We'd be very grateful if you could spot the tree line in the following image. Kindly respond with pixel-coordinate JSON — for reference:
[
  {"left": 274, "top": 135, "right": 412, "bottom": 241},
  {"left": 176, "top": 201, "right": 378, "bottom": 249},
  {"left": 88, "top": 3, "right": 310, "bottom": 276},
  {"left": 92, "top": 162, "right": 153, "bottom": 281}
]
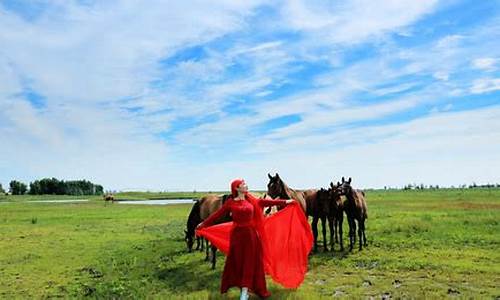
[
  {"left": 1, "top": 178, "right": 103, "bottom": 195},
  {"left": 388, "top": 183, "right": 500, "bottom": 190}
]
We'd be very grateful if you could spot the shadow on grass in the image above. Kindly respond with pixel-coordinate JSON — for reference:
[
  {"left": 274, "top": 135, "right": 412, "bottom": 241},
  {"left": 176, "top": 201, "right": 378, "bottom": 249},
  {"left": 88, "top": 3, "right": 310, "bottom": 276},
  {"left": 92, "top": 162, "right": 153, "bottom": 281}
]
[{"left": 156, "top": 258, "right": 221, "bottom": 292}]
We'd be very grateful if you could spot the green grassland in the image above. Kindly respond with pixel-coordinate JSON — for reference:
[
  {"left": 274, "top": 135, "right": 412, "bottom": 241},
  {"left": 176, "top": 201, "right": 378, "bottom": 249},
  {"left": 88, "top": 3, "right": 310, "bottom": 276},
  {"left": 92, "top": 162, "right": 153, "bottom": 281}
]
[{"left": 0, "top": 189, "right": 499, "bottom": 299}]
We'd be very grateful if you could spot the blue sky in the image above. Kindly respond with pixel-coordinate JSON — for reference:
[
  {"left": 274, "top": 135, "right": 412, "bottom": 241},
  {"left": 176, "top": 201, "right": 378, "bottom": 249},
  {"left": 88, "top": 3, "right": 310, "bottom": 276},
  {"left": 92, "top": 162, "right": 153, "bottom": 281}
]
[{"left": 1, "top": 0, "right": 499, "bottom": 191}]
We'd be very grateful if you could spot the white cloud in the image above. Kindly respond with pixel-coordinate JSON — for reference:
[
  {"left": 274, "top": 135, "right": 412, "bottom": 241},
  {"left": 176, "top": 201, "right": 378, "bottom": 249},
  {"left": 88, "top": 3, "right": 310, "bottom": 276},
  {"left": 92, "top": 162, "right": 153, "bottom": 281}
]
[
  {"left": 281, "top": 0, "right": 438, "bottom": 44},
  {"left": 472, "top": 57, "right": 498, "bottom": 71},
  {"left": 238, "top": 105, "right": 500, "bottom": 190},
  {"left": 0, "top": 0, "right": 267, "bottom": 190},
  {"left": 433, "top": 71, "right": 449, "bottom": 81},
  {"left": 1, "top": 1, "right": 499, "bottom": 191},
  {"left": 470, "top": 78, "right": 500, "bottom": 94}
]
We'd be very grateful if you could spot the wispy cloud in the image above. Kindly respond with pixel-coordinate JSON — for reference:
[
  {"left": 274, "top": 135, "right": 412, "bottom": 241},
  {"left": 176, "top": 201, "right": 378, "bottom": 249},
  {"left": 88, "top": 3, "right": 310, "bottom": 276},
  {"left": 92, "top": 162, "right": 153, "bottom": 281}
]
[{"left": 1, "top": 0, "right": 499, "bottom": 190}]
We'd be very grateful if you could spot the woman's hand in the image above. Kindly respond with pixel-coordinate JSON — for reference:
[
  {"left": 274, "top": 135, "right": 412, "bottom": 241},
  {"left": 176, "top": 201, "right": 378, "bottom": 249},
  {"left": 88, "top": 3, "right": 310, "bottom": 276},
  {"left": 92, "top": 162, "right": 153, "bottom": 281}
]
[
  {"left": 196, "top": 223, "right": 203, "bottom": 229},
  {"left": 285, "top": 199, "right": 294, "bottom": 205}
]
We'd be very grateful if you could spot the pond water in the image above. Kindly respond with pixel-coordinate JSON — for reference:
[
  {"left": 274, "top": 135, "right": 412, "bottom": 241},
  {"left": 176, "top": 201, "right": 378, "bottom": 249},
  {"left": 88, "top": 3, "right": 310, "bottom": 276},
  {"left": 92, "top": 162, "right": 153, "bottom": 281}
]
[
  {"left": 117, "top": 199, "right": 195, "bottom": 205},
  {"left": 32, "top": 199, "right": 89, "bottom": 203}
]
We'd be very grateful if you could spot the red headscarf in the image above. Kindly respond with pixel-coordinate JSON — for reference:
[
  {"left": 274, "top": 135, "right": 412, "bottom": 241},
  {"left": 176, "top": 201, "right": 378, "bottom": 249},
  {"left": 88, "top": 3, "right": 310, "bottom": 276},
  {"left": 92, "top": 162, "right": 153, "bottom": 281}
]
[{"left": 230, "top": 178, "right": 244, "bottom": 197}]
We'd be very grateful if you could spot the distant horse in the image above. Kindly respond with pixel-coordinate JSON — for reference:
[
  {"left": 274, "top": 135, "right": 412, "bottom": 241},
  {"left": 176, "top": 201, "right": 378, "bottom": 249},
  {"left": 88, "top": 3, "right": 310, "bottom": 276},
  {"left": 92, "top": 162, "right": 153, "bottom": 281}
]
[
  {"left": 184, "top": 194, "right": 231, "bottom": 269},
  {"left": 338, "top": 177, "right": 367, "bottom": 251},
  {"left": 103, "top": 194, "right": 114, "bottom": 202},
  {"left": 327, "top": 182, "right": 344, "bottom": 251}
]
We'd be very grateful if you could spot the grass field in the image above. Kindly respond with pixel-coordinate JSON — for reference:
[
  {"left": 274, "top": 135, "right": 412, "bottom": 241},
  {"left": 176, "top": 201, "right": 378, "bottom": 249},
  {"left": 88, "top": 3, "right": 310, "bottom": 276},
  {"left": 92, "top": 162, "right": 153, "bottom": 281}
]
[{"left": 0, "top": 189, "right": 499, "bottom": 299}]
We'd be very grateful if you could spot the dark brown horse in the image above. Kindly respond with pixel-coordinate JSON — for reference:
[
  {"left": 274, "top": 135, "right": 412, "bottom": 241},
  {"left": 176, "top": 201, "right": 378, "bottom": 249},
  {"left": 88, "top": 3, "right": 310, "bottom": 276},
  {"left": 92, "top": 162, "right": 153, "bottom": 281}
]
[
  {"left": 327, "top": 182, "right": 344, "bottom": 251},
  {"left": 338, "top": 177, "right": 367, "bottom": 251},
  {"left": 314, "top": 188, "right": 333, "bottom": 252},
  {"left": 184, "top": 194, "right": 231, "bottom": 269},
  {"left": 184, "top": 200, "right": 202, "bottom": 253}
]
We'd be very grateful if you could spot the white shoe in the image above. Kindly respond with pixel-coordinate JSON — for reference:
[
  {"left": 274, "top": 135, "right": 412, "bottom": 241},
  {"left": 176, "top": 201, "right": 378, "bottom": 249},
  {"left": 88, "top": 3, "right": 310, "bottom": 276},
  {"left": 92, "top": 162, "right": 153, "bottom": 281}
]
[{"left": 240, "top": 287, "right": 249, "bottom": 300}]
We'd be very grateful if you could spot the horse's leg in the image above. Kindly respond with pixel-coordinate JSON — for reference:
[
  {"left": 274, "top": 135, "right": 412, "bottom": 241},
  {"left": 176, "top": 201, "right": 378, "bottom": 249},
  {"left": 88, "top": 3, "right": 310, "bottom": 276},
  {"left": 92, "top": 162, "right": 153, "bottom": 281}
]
[
  {"left": 348, "top": 217, "right": 355, "bottom": 252},
  {"left": 312, "top": 216, "right": 319, "bottom": 253},
  {"left": 335, "top": 216, "right": 339, "bottom": 243},
  {"left": 195, "top": 236, "right": 200, "bottom": 250},
  {"left": 352, "top": 218, "right": 357, "bottom": 245},
  {"left": 357, "top": 219, "right": 363, "bottom": 251},
  {"left": 338, "top": 213, "right": 344, "bottom": 251},
  {"left": 361, "top": 219, "right": 367, "bottom": 246},
  {"left": 204, "top": 239, "right": 210, "bottom": 261},
  {"left": 328, "top": 215, "right": 334, "bottom": 250},
  {"left": 211, "top": 245, "right": 217, "bottom": 270},
  {"left": 321, "top": 216, "right": 328, "bottom": 252}
]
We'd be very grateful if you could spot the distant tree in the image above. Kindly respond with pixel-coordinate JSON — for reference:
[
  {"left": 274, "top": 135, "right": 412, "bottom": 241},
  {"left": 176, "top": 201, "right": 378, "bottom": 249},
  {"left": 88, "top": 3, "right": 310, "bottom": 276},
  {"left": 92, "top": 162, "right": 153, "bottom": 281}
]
[
  {"left": 0, "top": 183, "right": 5, "bottom": 194},
  {"left": 9, "top": 180, "right": 27, "bottom": 195},
  {"left": 29, "top": 180, "right": 41, "bottom": 195},
  {"left": 403, "top": 184, "right": 414, "bottom": 190},
  {"left": 27, "top": 178, "right": 104, "bottom": 195}
]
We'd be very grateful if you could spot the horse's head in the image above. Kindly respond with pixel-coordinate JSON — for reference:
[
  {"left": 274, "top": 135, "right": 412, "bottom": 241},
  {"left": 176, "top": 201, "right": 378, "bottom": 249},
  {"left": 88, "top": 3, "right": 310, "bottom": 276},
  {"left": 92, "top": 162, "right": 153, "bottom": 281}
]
[
  {"left": 338, "top": 177, "right": 353, "bottom": 196},
  {"left": 316, "top": 188, "right": 331, "bottom": 215},
  {"left": 184, "top": 229, "right": 194, "bottom": 253},
  {"left": 267, "top": 173, "right": 287, "bottom": 199},
  {"left": 329, "top": 181, "right": 343, "bottom": 205}
]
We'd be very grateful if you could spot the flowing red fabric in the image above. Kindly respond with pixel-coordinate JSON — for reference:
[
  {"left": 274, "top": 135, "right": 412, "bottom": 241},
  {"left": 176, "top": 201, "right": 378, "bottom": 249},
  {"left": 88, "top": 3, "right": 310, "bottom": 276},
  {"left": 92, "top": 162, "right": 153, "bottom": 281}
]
[{"left": 196, "top": 195, "right": 313, "bottom": 289}]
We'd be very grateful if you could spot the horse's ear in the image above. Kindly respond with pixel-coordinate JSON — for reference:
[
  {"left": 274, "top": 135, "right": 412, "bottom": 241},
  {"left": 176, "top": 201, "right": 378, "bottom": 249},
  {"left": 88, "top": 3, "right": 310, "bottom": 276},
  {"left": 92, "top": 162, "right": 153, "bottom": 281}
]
[
  {"left": 337, "top": 181, "right": 341, "bottom": 186},
  {"left": 348, "top": 177, "right": 352, "bottom": 184},
  {"left": 342, "top": 177, "right": 345, "bottom": 183},
  {"left": 268, "top": 173, "right": 272, "bottom": 180},
  {"left": 330, "top": 182, "right": 334, "bottom": 189},
  {"left": 276, "top": 173, "right": 280, "bottom": 179}
]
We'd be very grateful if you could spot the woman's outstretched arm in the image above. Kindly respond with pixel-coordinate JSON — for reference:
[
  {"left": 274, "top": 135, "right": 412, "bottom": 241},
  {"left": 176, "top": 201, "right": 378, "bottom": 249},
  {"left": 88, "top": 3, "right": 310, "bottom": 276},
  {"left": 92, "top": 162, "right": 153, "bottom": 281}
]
[
  {"left": 258, "top": 198, "right": 293, "bottom": 208},
  {"left": 197, "top": 201, "right": 230, "bottom": 229}
]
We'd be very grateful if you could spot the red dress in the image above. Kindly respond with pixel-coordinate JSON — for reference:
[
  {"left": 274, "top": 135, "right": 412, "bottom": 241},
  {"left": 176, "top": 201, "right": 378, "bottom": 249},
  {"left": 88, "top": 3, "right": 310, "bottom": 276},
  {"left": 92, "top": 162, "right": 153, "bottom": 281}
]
[{"left": 196, "top": 195, "right": 313, "bottom": 298}]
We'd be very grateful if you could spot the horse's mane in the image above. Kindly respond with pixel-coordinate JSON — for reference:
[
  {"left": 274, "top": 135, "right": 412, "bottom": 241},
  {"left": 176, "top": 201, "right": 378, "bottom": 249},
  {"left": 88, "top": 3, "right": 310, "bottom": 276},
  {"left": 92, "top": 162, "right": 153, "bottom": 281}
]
[{"left": 278, "top": 178, "right": 294, "bottom": 199}]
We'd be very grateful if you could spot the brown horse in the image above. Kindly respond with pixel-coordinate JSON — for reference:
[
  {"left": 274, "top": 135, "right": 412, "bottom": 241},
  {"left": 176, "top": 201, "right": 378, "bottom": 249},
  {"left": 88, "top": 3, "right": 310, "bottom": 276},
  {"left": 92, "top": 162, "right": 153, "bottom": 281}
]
[
  {"left": 103, "top": 194, "right": 114, "bottom": 202},
  {"left": 267, "top": 173, "right": 328, "bottom": 251},
  {"left": 184, "top": 194, "right": 231, "bottom": 269},
  {"left": 328, "top": 182, "right": 344, "bottom": 251},
  {"left": 266, "top": 173, "right": 315, "bottom": 212},
  {"left": 338, "top": 177, "right": 367, "bottom": 251}
]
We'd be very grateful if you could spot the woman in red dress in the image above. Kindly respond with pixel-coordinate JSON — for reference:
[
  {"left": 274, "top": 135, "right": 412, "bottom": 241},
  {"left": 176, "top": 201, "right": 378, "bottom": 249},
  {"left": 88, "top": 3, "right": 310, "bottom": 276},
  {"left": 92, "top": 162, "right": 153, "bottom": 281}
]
[{"left": 196, "top": 178, "right": 307, "bottom": 299}]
